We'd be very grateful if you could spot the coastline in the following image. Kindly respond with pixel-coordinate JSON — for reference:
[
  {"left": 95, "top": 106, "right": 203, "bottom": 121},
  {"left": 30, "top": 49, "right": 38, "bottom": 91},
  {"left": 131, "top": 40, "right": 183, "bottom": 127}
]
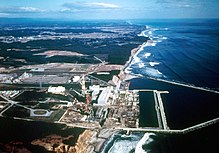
[
  {"left": 119, "top": 41, "right": 219, "bottom": 93},
  {"left": 118, "top": 45, "right": 142, "bottom": 81},
  {"left": 79, "top": 46, "right": 142, "bottom": 153},
  {"left": 43, "top": 20, "right": 219, "bottom": 153},
  {"left": 78, "top": 19, "right": 219, "bottom": 153},
  {"left": 94, "top": 36, "right": 219, "bottom": 152}
]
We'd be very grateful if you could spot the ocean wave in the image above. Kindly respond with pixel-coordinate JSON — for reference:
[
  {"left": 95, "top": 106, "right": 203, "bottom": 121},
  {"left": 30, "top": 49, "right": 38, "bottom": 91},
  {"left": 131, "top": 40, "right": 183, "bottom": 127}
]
[
  {"left": 138, "top": 30, "right": 149, "bottom": 37},
  {"left": 135, "top": 133, "right": 155, "bottom": 153},
  {"left": 150, "top": 36, "right": 159, "bottom": 39},
  {"left": 148, "top": 30, "right": 153, "bottom": 35},
  {"left": 143, "top": 67, "right": 164, "bottom": 78},
  {"left": 139, "top": 62, "right": 145, "bottom": 68},
  {"left": 139, "top": 42, "right": 147, "bottom": 51},
  {"left": 124, "top": 67, "right": 132, "bottom": 74},
  {"left": 146, "top": 25, "right": 150, "bottom": 29},
  {"left": 164, "top": 28, "right": 168, "bottom": 30},
  {"left": 149, "top": 62, "right": 160, "bottom": 67},
  {"left": 126, "top": 25, "right": 168, "bottom": 79},
  {"left": 145, "top": 40, "right": 157, "bottom": 47},
  {"left": 104, "top": 133, "right": 144, "bottom": 153},
  {"left": 144, "top": 53, "right": 151, "bottom": 58},
  {"left": 130, "top": 56, "right": 142, "bottom": 65}
]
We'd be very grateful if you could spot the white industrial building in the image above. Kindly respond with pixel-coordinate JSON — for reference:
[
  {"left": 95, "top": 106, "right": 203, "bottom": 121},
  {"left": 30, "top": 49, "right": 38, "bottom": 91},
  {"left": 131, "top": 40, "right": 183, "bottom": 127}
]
[
  {"left": 89, "top": 85, "right": 100, "bottom": 101},
  {"left": 73, "top": 76, "right": 80, "bottom": 82},
  {"left": 97, "top": 86, "right": 113, "bottom": 106},
  {"left": 48, "top": 86, "right": 66, "bottom": 94}
]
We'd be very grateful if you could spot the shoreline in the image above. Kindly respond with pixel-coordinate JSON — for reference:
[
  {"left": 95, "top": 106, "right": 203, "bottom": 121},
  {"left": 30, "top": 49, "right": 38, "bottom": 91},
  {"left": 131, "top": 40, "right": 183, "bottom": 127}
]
[
  {"left": 119, "top": 41, "right": 219, "bottom": 94},
  {"left": 118, "top": 44, "right": 142, "bottom": 81}
]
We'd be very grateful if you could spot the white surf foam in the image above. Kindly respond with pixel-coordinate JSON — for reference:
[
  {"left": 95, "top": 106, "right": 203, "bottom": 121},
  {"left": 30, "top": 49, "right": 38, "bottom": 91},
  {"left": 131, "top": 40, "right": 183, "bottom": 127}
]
[
  {"left": 106, "top": 133, "right": 144, "bottom": 153},
  {"left": 151, "top": 42, "right": 156, "bottom": 46},
  {"left": 149, "top": 62, "right": 160, "bottom": 67},
  {"left": 124, "top": 67, "right": 132, "bottom": 74},
  {"left": 137, "top": 32, "right": 144, "bottom": 37},
  {"left": 127, "top": 25, "right": 168, "bottom": 79},
  {"left": 146, "top": 41, "right": 156, "bottom": 47},
  {"left": 130, "top": 56, "right": 142, "bottom": 66},
  {"left": 144, "top": 53, "right": 151, "bottom": 58},
  {"left": 135, "top": 133, "right": 155, "bottom": 153},
  {"left": 156, "top": 70, "right": 163, "bottom": 75},
  {"left": 146, "top": 25, "right": 150, "bottom": 29},
  {"left": 148, "top": 30, "right": 153, "bottom": 35},
  {"left": 144, "top": 67, "right": 164, "bottom": 78},
  {"left": 151, "top": 36, "right": 159, "bottom": 39},
  {"left": 138, "top": 30, "right": 149, "bottom": 38},
  {"left": 138, "top": 62, "right": 145, "bottom": 68},
  {"left": 108, "top": 140, "right": 137, "bottom": 153}
]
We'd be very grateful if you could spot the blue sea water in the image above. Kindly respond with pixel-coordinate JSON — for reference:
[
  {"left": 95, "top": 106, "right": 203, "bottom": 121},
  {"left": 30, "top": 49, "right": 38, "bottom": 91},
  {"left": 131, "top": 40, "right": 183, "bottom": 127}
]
[
  {"left": 125, "top": 19, "right": 219, "bottom": 89},
  {"left": 105, "top": 19, "right": 219, "bottom": 153}
]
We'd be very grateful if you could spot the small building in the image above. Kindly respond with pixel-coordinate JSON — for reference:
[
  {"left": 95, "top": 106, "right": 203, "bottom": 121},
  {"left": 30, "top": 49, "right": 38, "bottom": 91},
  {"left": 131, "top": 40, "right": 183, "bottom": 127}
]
[
  {"left": 30, "top": 68, "right": 45, "bottom": 72},
  {"left": 73, "top": 76, "right": 80, "bottom": 82},
  {"left": 48, "top": 86, "right": 65, "bottom": 94},
  {"left": 89, "top": 85, "right": 100, "bottom": 91}
]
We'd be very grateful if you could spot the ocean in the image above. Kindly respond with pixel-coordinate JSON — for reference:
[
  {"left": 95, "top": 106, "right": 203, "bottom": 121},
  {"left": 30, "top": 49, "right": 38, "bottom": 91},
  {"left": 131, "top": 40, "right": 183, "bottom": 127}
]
[
  {"left": 124, "top": 19, "right": 219, "bottom": 89},
  {"left": 105, "top": 19, "right": 219, "bottom": 153}
]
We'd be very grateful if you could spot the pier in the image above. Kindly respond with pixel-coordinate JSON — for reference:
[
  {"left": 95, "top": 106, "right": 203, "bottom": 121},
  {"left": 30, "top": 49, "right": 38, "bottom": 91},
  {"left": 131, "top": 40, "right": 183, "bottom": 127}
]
[
  {"left": 153, "top": 90, "right": 162, "bottom": 128},
  {"left": 156, "top": 91, "right": 169, "bottom": 130},
  {"left": 117, "top": 89, "right": 218, "bottom": 135},
  {"left": 137, "top": 89, "right": 169, "bottom": 130},
  {"left": 147, "top": 76, "right": 219, "bottom": 94},
  {"left": 116, "top": 117, "right": 219, "bottom": 134}
]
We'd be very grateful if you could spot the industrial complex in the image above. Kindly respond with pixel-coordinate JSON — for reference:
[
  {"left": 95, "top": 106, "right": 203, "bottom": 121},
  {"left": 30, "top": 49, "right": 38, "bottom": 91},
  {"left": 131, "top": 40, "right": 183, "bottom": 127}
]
[{"left": 0, "top": 61, "right": 219, "bottom": 152}]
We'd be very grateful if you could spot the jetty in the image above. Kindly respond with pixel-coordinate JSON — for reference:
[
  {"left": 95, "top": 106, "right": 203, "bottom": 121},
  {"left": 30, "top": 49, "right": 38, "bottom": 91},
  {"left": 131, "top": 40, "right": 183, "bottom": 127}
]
[
  {"left": 116, "top": 117, "right": 219, "bottom": 134},
  {"left": 115, "top": 89, "right": 219, "bottom": 134},
  {"left": 147, "top": 76, "right": 219, "bottom": 94}
]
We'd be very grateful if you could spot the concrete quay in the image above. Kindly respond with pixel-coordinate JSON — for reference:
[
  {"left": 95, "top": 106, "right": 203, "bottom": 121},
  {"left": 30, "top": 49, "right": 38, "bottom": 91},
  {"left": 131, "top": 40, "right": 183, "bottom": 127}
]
[{"left": 116, "top": 117, "right": 219, "bottom": 134}]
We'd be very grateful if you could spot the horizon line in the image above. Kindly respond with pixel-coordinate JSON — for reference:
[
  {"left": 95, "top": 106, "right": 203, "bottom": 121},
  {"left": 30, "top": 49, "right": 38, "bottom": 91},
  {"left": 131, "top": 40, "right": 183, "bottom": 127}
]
[{"left": 0, "top": 17, "right": 219, "bottom": 21}]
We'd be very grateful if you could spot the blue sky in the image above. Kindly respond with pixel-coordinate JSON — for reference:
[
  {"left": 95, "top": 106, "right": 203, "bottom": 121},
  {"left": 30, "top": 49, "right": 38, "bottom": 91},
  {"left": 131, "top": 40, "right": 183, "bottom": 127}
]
[{"left": 0, "top": 0, "right": 219, "bottom": 19}]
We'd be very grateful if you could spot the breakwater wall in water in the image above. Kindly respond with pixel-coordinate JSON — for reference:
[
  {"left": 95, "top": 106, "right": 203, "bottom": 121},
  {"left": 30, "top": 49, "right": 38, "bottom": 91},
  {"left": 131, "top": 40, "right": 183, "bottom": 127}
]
[
  {"left": 116, "top": 117, "right": 219, "bottom": 134},
  {"left": 125, "top": 72, "right": 219, "bottom": 94},
  {"left": 148, "top": 77, "right": 219, "bottom": 94}
]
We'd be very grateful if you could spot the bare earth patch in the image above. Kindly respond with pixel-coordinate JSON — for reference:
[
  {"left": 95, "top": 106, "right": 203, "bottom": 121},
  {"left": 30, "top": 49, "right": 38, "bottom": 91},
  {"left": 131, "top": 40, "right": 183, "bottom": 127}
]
[{"left": 34, "top": 50, "right": 87, "bottom": 58}]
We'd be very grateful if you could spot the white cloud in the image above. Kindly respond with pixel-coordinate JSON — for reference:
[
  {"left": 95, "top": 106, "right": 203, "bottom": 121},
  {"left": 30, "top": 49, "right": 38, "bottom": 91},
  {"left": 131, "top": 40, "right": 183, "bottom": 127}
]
[
  {"left": 0, "top": 6, "right": 45, "bottom": 13},
  {"left": 0, "top": 13, "right": 9, "bottom": 17},
  {"left": 61, "top": 2, "right": 120, "bottom": 12},
  {"left": 88, "top": 2, "right": 119, "bottom": 8},
  {"left": 19, "top": 7, "right": 44, "bottom": 13},
  {"left": 177, "top": 4, "right": 192, "bottom": 8}
]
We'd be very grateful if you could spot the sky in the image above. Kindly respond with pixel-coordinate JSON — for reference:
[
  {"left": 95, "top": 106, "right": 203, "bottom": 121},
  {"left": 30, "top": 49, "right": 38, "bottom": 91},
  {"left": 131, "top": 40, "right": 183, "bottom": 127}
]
[{"left": 0, "top": 0, "right": 219, "bottom": 19}]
